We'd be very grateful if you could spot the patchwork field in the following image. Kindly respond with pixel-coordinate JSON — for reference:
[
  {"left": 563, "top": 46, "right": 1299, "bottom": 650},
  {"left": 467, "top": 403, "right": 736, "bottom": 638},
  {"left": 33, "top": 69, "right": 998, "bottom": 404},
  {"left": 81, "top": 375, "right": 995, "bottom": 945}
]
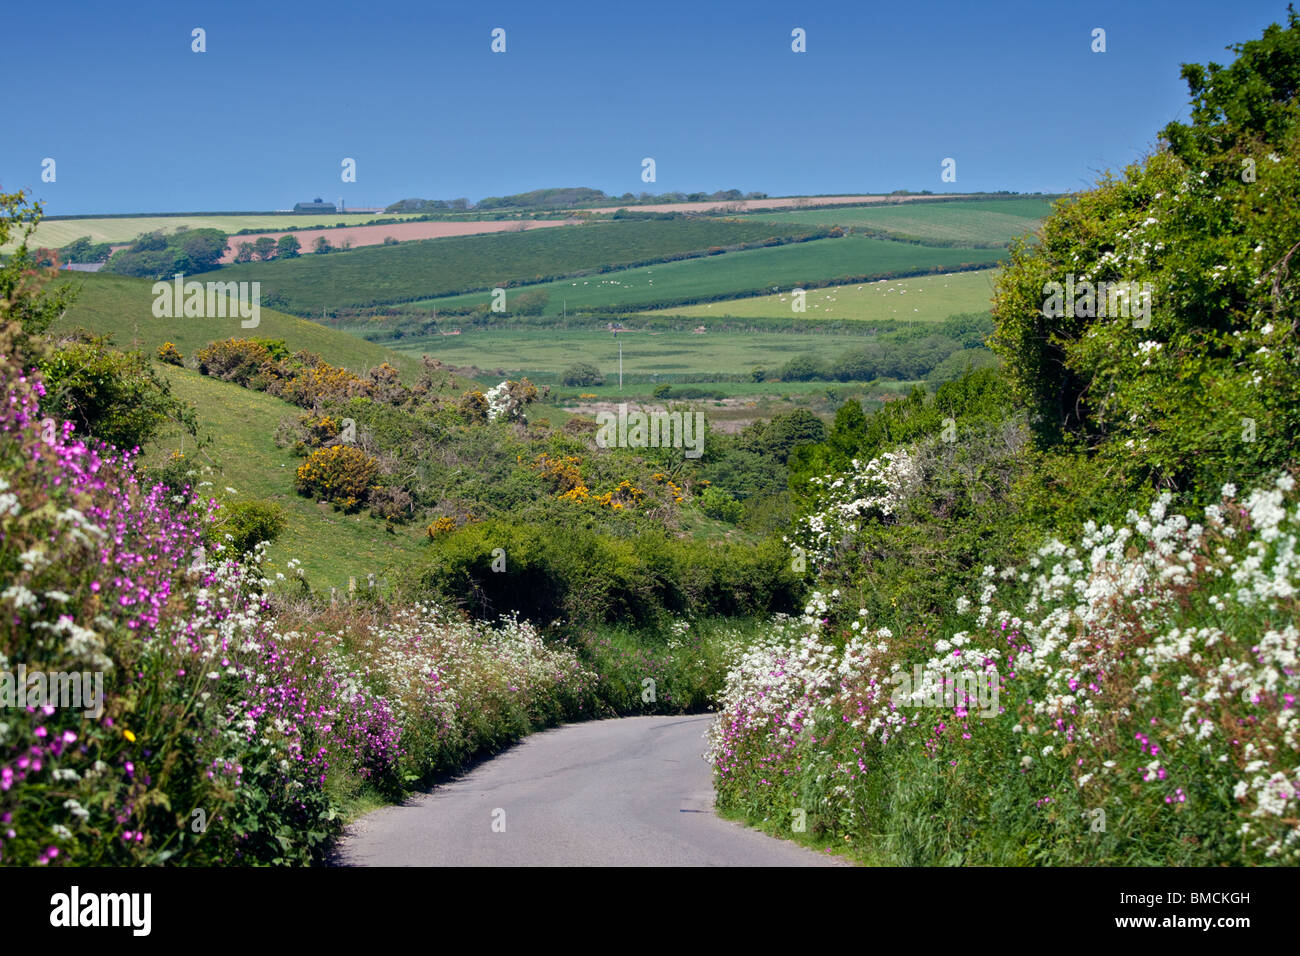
[
  {"left": 3, "top": 212, "right": 420, "bottom": 251},
  {"left": 648, "top": 268, "right": 1000, "bottom": 321},
  {"left": 407, "top": 235, "right": 1003, "bottom": 316},
  {"left": 201, "top": 218, "right": 828, "bottom": 314},
  {"left": 742, "top": 197, "right": 1054, "bottom": 246}
]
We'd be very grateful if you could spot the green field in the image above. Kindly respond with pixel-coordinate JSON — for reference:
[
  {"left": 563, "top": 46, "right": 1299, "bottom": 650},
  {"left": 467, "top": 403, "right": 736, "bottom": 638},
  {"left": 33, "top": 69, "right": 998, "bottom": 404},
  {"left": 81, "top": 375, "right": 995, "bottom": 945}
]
[
  {"left": 647, "top": 268, "right": 1000, "bottom": 321},
  {"left": 48, "top": 272, "right": 425, "bottom": 379},
  {"left": 143, "top": 367, "right": 429, "bottom": 589},
  {"left": 742, "top": 197, "right": 1053, "bottom": 246},
  {"left": 381, "top": 324, "right": 958, "bottom": 385},
  {"left": 408, "top": 235, "right": 1003, "bottom": 316},
  {"left": 200, "top": 218, "right": 827, "bottom": 314},
  {"left": 2, "top": 213, "right": 420, "bottom": 251}
]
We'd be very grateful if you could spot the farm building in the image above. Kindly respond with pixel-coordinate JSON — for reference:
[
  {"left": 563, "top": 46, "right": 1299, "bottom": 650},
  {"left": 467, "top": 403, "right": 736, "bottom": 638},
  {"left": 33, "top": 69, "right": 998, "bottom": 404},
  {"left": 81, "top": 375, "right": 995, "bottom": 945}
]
[{"left": 293, "top": 198, "right": 337, "bottom": 213}]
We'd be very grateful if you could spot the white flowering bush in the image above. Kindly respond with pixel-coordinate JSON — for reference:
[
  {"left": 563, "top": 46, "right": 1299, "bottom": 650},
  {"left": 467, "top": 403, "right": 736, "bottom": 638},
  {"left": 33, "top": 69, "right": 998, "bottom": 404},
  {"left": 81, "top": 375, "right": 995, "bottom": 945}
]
[
  {"left": 789, "top": 450, "right": 917, "bottom": 570},
  {"left": 711, "top": 473, "right": 1300, "bottom": 864}
]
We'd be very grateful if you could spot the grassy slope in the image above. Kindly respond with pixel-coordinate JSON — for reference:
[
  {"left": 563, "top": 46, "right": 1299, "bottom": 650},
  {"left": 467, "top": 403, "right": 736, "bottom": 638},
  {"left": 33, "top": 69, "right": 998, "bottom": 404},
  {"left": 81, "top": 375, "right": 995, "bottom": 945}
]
[
  {"left": 742, "top": 197, "right": 1053, "bottom": 245},
  {"left": 646, "top": 268, "right": 999, "bottom": 321},
  {"left": 142, "top": 367, "right": 429, "bottom": 590},
  {"left": 409, "top": 236, "right": 1003, "bottom": 315},
  {"left": 5, "top": 213, "right": 418, "bottom": 250},
  {"left": 48, "top": 272, "right": 425, "bottom": 379},
  {"left": 199, "top": 218, "right": 824, "bottom": 312}
]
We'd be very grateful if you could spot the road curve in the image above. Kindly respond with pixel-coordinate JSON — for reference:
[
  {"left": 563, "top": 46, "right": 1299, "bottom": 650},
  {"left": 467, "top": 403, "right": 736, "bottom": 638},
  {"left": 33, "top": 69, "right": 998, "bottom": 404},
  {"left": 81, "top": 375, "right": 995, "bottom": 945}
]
[{"left": 333, "top": 714, "right": 841, "bottom": 867}]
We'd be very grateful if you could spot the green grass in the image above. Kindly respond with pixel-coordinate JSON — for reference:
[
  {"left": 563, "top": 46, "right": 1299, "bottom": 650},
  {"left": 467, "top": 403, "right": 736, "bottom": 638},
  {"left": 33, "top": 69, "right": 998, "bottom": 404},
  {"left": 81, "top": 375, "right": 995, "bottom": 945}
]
[
  {"left": 143, "top": 366, "right": 430, "bottom": 590},
  {"left": 742, "top": 197, "right": 1053, "bottom": 246},
  {"left": 198, "top": 219, "right": 826, "bottom": 313},
  {"left": 381, "top": 326, "right": 933, "bottom": 384},
  {"left": 406, "top": 236, "right": 1003, "bottom": 316},
  {"left": 48, "top": 272, "right": 426, "bottom": 380},
  {"left": 646, "top": 268, "right": 1000, "bottom": 321},
  {"left": 3, "top": 213, "right": 419, "bottom": 250}
]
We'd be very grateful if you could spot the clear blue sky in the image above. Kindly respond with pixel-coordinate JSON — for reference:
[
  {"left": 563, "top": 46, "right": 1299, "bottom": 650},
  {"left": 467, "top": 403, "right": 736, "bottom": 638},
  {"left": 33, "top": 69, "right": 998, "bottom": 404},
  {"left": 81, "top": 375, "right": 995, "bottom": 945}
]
[{"left": 3, "top": 0, "right": 1291, "bottom": 214}]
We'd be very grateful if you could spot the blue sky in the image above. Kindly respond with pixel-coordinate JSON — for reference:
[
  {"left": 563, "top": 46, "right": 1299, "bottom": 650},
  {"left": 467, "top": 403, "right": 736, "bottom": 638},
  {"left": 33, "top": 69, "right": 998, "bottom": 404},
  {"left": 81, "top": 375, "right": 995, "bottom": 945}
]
[{"left": 3, "top": 0, "right": 1291, "bottom": 214}]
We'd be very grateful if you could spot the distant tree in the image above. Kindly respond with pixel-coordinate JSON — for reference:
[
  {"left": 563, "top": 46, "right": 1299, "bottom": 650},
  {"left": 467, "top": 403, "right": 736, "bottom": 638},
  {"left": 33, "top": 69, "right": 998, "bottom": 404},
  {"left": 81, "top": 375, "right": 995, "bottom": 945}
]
[
  {"left": 234, "top": 242, "right": 255, "bottom": 263},
  {"left": 276, "top": 234, "right": 301, "bottom": 258},
  {"left": 561, "top": 362, "right": 604, "bottom": 387},
  {"left": 58, "top": 235, "right": 113, "bottom": 264},
  {"left": 313, "top": 236, "right": 333, "bottom": 254},
  {"left": 171, "top": 228, "right": 227, "bottom": 273},
  {"left": 253, "top": 236, "right": 276, "bottom": 260}
]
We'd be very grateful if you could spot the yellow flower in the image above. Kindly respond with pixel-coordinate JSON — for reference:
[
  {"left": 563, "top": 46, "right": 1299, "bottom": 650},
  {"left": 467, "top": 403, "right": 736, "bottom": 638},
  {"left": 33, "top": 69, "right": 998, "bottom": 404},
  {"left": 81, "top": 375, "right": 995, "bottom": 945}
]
[{"left": 124, "top": 730, "right": 136, "bottom": 742}]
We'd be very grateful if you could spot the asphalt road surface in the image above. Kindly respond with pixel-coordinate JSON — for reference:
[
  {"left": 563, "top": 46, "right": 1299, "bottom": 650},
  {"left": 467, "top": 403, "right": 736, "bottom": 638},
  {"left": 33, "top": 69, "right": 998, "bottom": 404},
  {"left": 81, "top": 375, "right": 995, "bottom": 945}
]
[{"left": 333, "top": 714, "right": 842, "bottom": 866}]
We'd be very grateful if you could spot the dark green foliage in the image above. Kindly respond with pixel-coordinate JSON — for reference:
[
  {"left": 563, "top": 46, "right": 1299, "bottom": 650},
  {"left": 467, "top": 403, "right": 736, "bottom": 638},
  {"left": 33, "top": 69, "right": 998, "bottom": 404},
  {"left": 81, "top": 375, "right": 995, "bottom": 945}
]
[
  {"left": 211, "top": 499, "right": 288, "bottom": 554},
  {"left": 405, "top": 520, "right": 801, "bottom": 627},
  {"left": 37, "top": 334, "right": 197, "bottom": 452},
  {"left": 57, "top": 236, "right": 113, "bottom": 264},
  {"left": 992, "top": 7, "right": 1300, "bottom": 499},
  {"left": 105, "top": 228, "right": 227, "bottom": 277},
  {"left": 561, "top": 361, "right": 604, "bottom": 386}
]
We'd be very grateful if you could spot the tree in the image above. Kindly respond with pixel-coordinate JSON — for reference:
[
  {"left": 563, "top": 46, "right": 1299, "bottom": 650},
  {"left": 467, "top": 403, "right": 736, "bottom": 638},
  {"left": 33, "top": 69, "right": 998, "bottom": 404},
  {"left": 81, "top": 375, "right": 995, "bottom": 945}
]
[
  {"left": 234, "top": 242, "right": 255, "bottom": 263},
  {"left": 276, "top": 234, "right": 301, "bottom": 258},
  {"left": 992, "top": 9, "right": 1300, "bottom": 494},
  {"left": 561, "top": 362, "right": 604, "bottom": 387},
  {"left": 253, "top": 236, "right": 277, "bottom": 260},
  {"left": 171, "top": 228, "right": 227, "bottom": 272},
  {"left": 0, "top": 190, "right": 76, "bottom": 342},
  {"left": 313, "top": 236, "right": 333, "bottom": 254}
]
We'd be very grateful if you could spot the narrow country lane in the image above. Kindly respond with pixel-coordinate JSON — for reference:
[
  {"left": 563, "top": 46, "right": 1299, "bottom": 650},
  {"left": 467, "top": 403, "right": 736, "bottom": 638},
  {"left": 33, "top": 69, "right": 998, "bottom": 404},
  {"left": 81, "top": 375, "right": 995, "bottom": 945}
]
[{"left": 333, "top": 715, "right": 843, "bottom": 867}]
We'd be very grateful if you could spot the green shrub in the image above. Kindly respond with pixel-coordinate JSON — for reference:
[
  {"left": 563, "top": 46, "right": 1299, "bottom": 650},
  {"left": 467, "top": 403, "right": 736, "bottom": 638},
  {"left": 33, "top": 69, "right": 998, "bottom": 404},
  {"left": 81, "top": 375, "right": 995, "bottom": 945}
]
[
  {"left": 38, "top": 338, "right": 196, "bottom": 452},
  {"left": 699, "top": 485, "right": 742, "bottom": 523},
  {"left": 212, "top": 499, "right": 288, "bottom": 554},
  {"left": 562, "top": 362, "right": 604, "bottom": 387}
]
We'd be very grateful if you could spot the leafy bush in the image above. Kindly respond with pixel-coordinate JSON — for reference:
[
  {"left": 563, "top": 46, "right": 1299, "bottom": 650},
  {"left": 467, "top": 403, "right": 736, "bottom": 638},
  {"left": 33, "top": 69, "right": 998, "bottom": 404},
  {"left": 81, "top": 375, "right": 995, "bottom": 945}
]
[
  {"left": 406, "top": 520, "right": 801, "bottom": 627},
  {"left": 699, "top": 485, "right": 742, "bottom": 523},
  {"left": 37, "top": 337, "right": 196, "bottom": 452},
  {"left": 211, "top": 499, "right": 288, "bottom": 554},
  {"left": 562, "top": 362, "right": 604, "bottom": 387},
  {"left": 991, "top": 8, "right": 1300, "bottom": 499}
]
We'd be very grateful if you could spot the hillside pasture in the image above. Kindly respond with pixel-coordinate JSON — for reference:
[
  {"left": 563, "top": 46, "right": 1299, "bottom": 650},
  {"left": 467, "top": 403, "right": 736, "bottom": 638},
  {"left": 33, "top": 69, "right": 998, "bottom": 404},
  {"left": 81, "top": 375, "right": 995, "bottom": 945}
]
[{"left": 47, "top": 272, "right": 425, "bottom": 379}]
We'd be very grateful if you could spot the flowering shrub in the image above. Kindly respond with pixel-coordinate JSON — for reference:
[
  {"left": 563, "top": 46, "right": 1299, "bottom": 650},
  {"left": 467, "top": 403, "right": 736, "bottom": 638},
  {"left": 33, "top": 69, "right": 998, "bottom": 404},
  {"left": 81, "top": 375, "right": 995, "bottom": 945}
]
[
  {"left": 156, "top": 342, "right": 183, "bottom": 366},
  {"left": 789, "top": 450, "right": 917, "bottom": 570},
  {"left": 483, "top": 379, "right": 538, "bottom": 422},
  {"left": 294, "top": 445, "right": 379, "bottom": 512},
  {"left": 710, "top": 474, "right": 1300, "bottom": 864}
]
